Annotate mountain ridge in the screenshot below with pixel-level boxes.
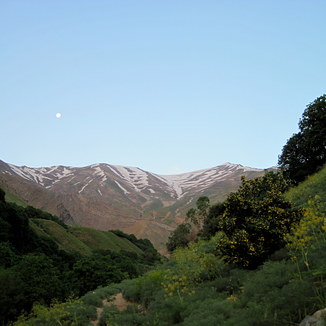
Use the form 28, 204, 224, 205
2, 161, 264, 198
0, 160, 269, 250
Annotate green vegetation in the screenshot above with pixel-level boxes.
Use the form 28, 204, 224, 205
166, 223, 191, 253
0, 193, 161, 325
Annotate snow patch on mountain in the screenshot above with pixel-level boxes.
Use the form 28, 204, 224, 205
57, 167, 74, 179
114, 180, 130, 195
8, 164, 76, 188
92, 166, 107, 185
158, 163, 257, 199
110, 166, 149, 192
78, 177, 93, 194
8, 164, 35, 181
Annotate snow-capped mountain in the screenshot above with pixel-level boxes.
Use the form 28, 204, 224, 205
2, 162, 263, 199
0, 160, 268, 250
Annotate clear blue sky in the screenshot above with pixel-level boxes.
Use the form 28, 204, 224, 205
1, 1, 325, 174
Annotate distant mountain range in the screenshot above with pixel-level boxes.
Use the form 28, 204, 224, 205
0, 160, 270, 250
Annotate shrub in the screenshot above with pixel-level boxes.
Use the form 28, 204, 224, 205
13, 299, 95, 326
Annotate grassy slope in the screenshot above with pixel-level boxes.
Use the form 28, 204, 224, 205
5, 191, 27, 207
70, 227, 143, 255
285, 164, 326, 212
30, 219, 93, 255
30, 219, 143, 256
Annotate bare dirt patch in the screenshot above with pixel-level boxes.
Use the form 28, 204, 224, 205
91, 293, 133, 325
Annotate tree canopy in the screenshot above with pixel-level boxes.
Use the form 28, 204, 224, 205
279, 94, 326, 184
166, 223, 191, 253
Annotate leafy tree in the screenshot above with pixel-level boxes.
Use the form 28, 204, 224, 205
215, 172, 301, 269
0, 242, 18, 268
0, 188, 5, 202
72, 254, 125, 296
0, 269, 25, 325
279, 95, 326, 184
24, 205, 67, 228
186, 196, 210, 229
166, 223, 191, 253
0, 201, 31, 252
200, 203, 225, 240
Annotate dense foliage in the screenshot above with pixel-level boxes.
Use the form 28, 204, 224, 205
110, 229, 161, 264
215, 172, 300, 268
279, 94, 326, 184
166, 196, 213, 253
0, 191, 160, 325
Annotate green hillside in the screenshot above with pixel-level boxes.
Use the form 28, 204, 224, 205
30, 219, 92, 256
4, 190, 27, 207
30, 219, 143, 256
70, 226, 143, 255
285, 164, 326, 213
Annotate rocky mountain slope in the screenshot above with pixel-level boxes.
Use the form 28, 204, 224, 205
0, 160, 268, 249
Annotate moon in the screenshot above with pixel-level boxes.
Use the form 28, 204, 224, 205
55, 113, 62, 118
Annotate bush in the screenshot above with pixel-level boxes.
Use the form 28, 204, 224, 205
13, 299, 95, 326
122, 270, 165, 308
